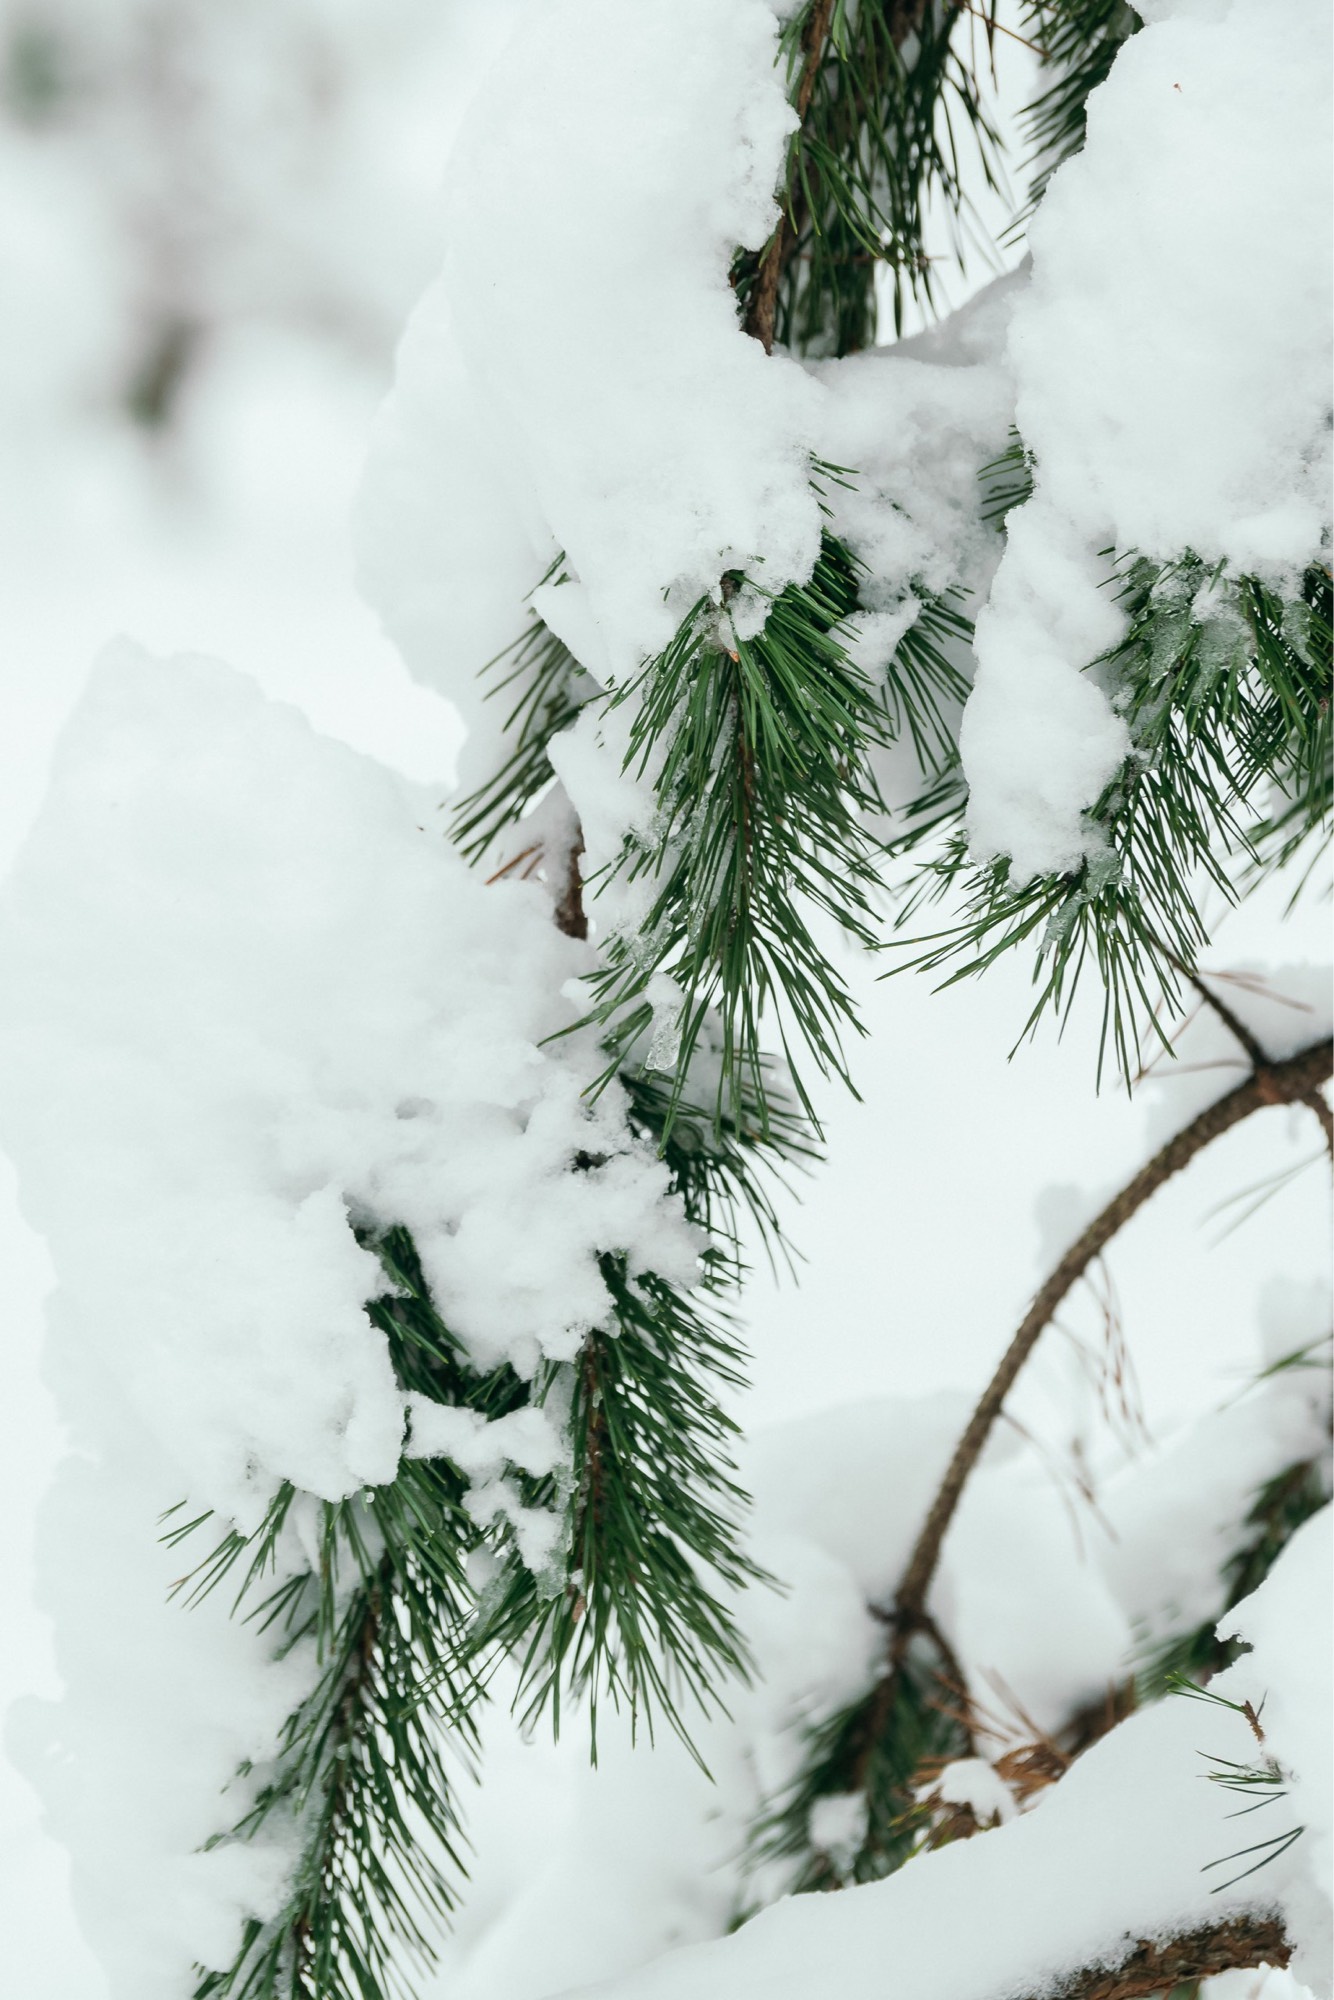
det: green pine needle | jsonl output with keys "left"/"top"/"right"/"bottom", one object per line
{"left": 175, "top": 1071, "right": 798, "bottom": 1992}
{"left": 583, "top": 531, "right": 968, "bottom": 1134}
{"left": 1015, "top": 1, "right": 1141, "bottom": 222}
{"left": 893, "top": 556, "right": 1332, "bottom": 1082}
{"left": 733, "top": 0, "right": 1007, "bottom": 355}
{"left": 450, "top": 558, "right": 591, "bottom": 864}
{"left": 748, "top": 1632, "right": 968, "bottom": 1894}
{"left": 479, "top": 1257, "right": 765, "bottom": 1759}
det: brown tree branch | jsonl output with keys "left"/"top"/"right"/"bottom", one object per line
{"left": 744, "top": 0, "right": 837, "bottom": 353}
{"left": 1029, "top": 1913, "right": 1290, "bottom": 2000}
{"left": 553, "top": 828, "right": 588, "bottom": 940}
{"left": 893, "top": 1033, "right": 1334, "bottom": 1631}
{"left": 743, "top": 0, "right": 943, "bottom": 352}
{"left": 1169, "top": 957, "right": 1332, "bottom": 1160}
{"left": 1182, "top": 966, "right": 1270, "bottom": 1071}
{"left": 1187, "top": 966, "right": 1334, "bottom": 1160}
{"left": 1304, "top": 1084, "right": 1334, "bottom": 1158}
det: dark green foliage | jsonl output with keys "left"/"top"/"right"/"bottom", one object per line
{"left": 622, "top": 1055, "right": 818, "bottom": 1285}
{"left": 895, "top": 557, "right": 1333, "bottom": 1080}
{"left": 1017, "top": 1, "right": 1141, "bottom": 214}
{"left": 732, "top": 0, "right": 1005, "bottom": 356}
{"left": 978, "top": 426, "right": 1034, "bottom": 527}
{"left": 584, "top": 531, "right": 968, "bottom": 1132}
{"left": 878, "top": 584, "right": 975, "bottom": 774}
{"left": 190, "top": 1530, "right": 475, "bottom": 2000}
{"left": 1220, "top": 1451, "right": 1332, "bottom": 1608}
{"left": 475, "top": 1053, "right": 810, "bottom": 1746}
{"left": 178, "top": 1090, "right": 793, "bottom": 1993}
{"left": 749, "top": 1632, "right": 969, "bottom": 1893}
{"left": 450, "top": 561, "right": 590, "bottom": 864}
{"left": 480, "top": 1257, "right": 763, "bottom": 1751}
{"left": 1138, "top": 1443, "right": 1332, "bottom": 1704}
{"left": 171, "top": 1229, "right": 533, "bottom": 2000}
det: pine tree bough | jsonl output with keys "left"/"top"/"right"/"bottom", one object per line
{"left": 786, "top": 1027, "right": 1333, "bottom": 1877}
{"left": 742, "top": 0, "right": 970, "bottom": 355}
{"left": 742, "top": 0, "right": 838, "bottom": 354}
{"left": 1030, "top": 1913, "right": 1290, "bottom": 2000}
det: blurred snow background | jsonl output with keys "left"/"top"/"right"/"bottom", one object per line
{"left": 0, "top": 4, "right": 1325, "bottom": 1995}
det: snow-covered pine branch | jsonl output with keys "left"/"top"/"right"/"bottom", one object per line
{"left": 0, "top": 0, "right": 1328, "bottom": 1994}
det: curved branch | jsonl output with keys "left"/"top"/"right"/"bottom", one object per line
{"left": 1182, "top": 968, "right": 1268, "bottom": 1071}
{"left": 1032, "top": 1913, "right": 1290, "bottom": 2000}
{"left": 893, "top": 1034, "right": 1334, "bottom": 1629}
{"left": 1169, "top": 956, "right": 1331, "bottom": 1159}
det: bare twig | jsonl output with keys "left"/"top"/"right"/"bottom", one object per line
{"left": 892, "top": 1034, "right": 1334, "bottom": 1636}
{"left": 1029, "top": 1913, "right": 1290, "bottom": 2000}
{"left": 958, "top": 3, "right": 1050, "bottom": 58}
{"left": 1183, "top": 966, "right": 1269, "bottom": 1070}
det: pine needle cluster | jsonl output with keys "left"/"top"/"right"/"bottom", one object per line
{"left": 1017, "top": 1, "right": 1141, "bottom": 214}
{"left": 585, "top": 533, "right": 886, "bottom": 1130}
{"left": 450, "top": 560, "right": 590, "bottom": 864}
{"left": 896, "top": 556, "right": 1332, "bottom": 1079}
{"left": 733, "top": 0, "right": 1004, "bottom": 355}
{"left": 163, "top": 0, "right": 1329, "bottom": 1983}
{"left": 474, "top": 1058, "right": 813, "bottom": 1743}
{"left": 458, "top": 526, "right": 969, "bottom": 1137}
{"left": 749, "top": 1631, "right": 969, "bottom": 1895}
{"left": 175, "top": 1053, "right": 808, "bottom": 1996}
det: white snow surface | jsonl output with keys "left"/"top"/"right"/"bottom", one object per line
{"left": 356, "top": 9, "right": 1023, "bottom": 898}
{"left": 0, "top": 646, "right": 712, "bottom": 1991}
{"left": 357, "top": 0, "right": 822, "bottom": 759}
{"left": 0, "top": 648, "right": 698, "bottom": 1527}
{"left": 961, "top": 0, "right": 1333, "bottom": 876}
{"left": 7, "top": 1378, "right": 312, "bottom": 2000}
{"left": 409, "top": 1295, "right": 1329, "bottom": 1999}
{"left": 1219, "top": 1509, "right": 1334, "bottom": 1992}
{"left": 1099, "top": 1279, "right": 1332, "bottom": 1648}
{"left": 407, "top": 1332, "right": 1327, "bottom": 1999}
{"left": 560, "top": 1509, "right": 1332, "bottom": 2000}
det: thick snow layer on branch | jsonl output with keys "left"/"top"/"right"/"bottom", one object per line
{"left": 7, "top": 1392, "right": 311, "bottom": 2000}
{"left": 1099, "top": 1276, "right": 1332, "bottom": 1646}
{"left": 546, "top": 277, "right": 1020, "bottom": 914}
{"left": 356, "top": 0, "right": 821, "bottom": 764}
{"left": 0, "top": 647, "right": 696, "bottom": 1526}
{"left": 0, "top": 648, "right": 705, "bottom": 1990}
{"left": 562, "top": 1509, "right": 1332, "bottom": 2000}
{"left": 811, "top": 274, "right": 1017, "bottom": 615}
{"left": 1218, "top": 1509, "right": 1333, "bottom": 1991}
{"left": 420, "top": 1325, "right": 1327, "bottom": 1998}
{"left": 961, "top": 0, "right": 1333, "bottom": 877}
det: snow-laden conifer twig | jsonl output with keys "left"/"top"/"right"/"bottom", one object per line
{"left": 891, "top": 1031, "right": 1334, "bottom": 1642}
{"left": 742, "top": 0, "right": 969, "bottom": 353}
{"left": 742, "top": 0, "right": 838, "bottom": 353}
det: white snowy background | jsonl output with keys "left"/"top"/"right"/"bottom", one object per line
{"left": 0, "top": 4, "right": 1326, "bottom": 1996}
